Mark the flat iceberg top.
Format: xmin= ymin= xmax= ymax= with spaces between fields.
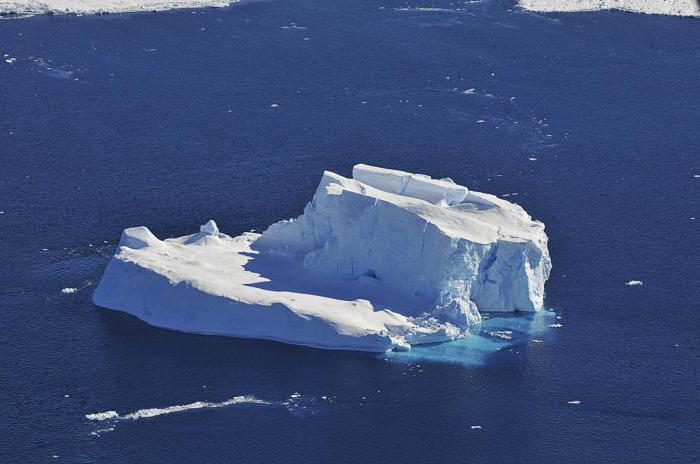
xmin=94 ymin=164 xmax=552 ymax=352
xmin=518 ymin=0 xmax=699 ymax=17
xmin=325 ymin=165 xmax=546 ymax=245
xmin=0 ymin=0 xmax=233 ymax=17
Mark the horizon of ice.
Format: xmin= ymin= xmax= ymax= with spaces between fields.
xmin=0 ymin=0 xmax=234 ymax=18
xmin=518 ymin=0 xmax=699 ymax=17
xmin=93 ymin=164 xmax=552 ymax=353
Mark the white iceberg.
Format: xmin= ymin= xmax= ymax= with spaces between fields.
xmin=93 ymin=164 xmax=551 ymax=352
xmin=518 ymin=0 xmax=699 ymax=17
xmin=0 ymin=0 xmax=233 ymax=18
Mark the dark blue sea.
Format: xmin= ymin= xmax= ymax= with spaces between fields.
xmin=1 ymin=1 xmax=699 ymax=462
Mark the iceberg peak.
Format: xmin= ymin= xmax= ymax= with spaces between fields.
xmin=200 ymin=220 xmax=220 ymax=236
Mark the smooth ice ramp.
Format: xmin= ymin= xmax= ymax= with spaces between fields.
xmin=93 ymin=164 xmax=552 ymax=353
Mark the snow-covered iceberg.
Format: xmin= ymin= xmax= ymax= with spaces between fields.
xmin=518 ymin=0 xmax=699 ymax=17
xmin=93 ymin=164 xmax=551 ymax=352
xmin=0 ymin=0 xmax=233 ymax=18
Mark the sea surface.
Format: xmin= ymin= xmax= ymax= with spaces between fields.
xmin=1 ymin=1 xmax=699 ymax=462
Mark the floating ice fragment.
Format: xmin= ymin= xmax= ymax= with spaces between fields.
xmin=470 ymin=425 xmax=482 ymax=429
xmin=567 ymin=400 xmax=581 ymax=405
xmin=548 ymin=323 xmax=562 ymax=328
xmin=90 ymin=427 xmax=115 ymax=436
xmin=625 ymin=280 xmax=643 ymax=286
xmin=270 ymin=103 xmax=279 ymax=108
xmin=61 ymin=287 xmax=78 ymax=294
xmin=489 ymin=330 xmax=513 ymax=340
xmin=528 ymin=157 xmax=537 ymax=161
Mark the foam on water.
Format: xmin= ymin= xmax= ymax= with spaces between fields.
xmin=85 ymin=395 xmax=268 ymax=422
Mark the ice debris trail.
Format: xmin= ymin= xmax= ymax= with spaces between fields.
xmin=85 ymin=395 xmax=269 ymax=422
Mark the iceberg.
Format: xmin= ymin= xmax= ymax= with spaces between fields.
xmin=93 ymin=164 xmax=551 ymax=352
xmin=0 ymin=0 xmax=233 ymax=18
xmin=518 ymin=0 xmax=699 ymax=17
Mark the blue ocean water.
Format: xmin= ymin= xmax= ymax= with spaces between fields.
xmin=1 ymin=0 xmax=699 ymax=462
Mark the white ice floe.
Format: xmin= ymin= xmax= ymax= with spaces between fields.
xmin=85 ymin=395 xmax=266 ymax=422
xmin=61 ymin=287 xmax=78 ymax=294
xmin=0 ymin=0 xmax=234 ymax=18
xmin=567 ymin=400 xmax=581 ymax=404
xmin=625 ymin=280 xmax=643 ymax=286
xmin=93 ymin=164 xmax=552 ymax=352
xmin=518 ymin=0 xmax=699 ymax=17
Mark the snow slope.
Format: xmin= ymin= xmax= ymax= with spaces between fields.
xmin=518 ymin=0 xmax=699 ymax=17
xmin=0 ymin=0 xmax=233 ymax=17
xmin=93 ymin=165 xmax=552 ymax=352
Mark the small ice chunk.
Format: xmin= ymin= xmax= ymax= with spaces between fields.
xmin=567 ymin=400 xmax=581 ymax=405
xmin=270 ymin=103 xmax=279 ymax=108
xmin=489 ymin=330 xmax=513 ymax=340
xmin=61 ymin=287 xmax=78 ymax=294
xmin=625 ymin=280 xmax=643 ymax=286
xmin=470 ymin=425 xmax=482 ymax=429
xmin=548 ymin=323 xmax=562 ymax=328
xmin=528 ymin=157 xmax=537 ymax=161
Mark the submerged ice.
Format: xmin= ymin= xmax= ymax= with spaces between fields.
xmin=93 ymin=164 xmax=551 ymax=352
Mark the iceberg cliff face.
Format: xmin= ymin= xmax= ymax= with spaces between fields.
xmin=93 ymin=165 xmax=551 ymax=352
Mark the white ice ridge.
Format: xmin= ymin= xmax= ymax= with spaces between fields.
xmin=518 ymin=0 xmax=699 ymax=17
xmin=0 ymin=0 xmax=234 ymax=18
xmin=93 ymin=164 xmax=552 ymax=352
xmin=85 ymin=395 xmax=267 ymax=421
